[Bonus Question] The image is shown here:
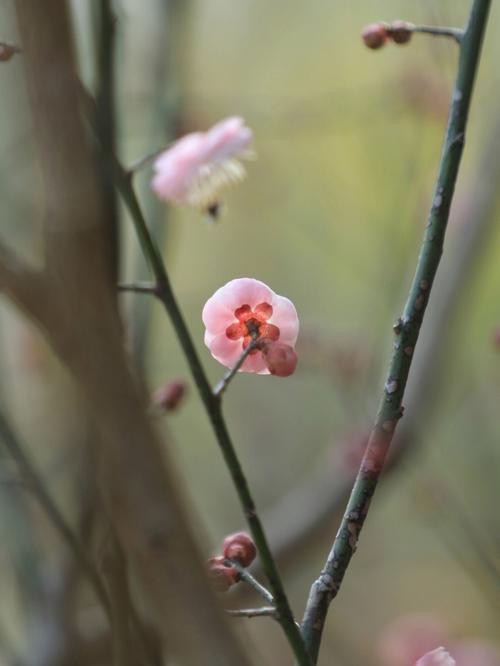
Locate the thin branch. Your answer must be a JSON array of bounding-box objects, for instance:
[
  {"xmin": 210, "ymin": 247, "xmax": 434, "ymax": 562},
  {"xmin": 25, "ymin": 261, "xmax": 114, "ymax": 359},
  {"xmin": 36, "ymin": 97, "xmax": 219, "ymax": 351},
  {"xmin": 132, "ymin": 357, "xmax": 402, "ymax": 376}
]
[
  {"xmin": 225, "ymin": 559, "xmax": 274, "ymax": 605},
  {"xmin": 411, "ymin": 24, "xmax": 463, "ymax": 43},
  {"xmin": 300, "ymin": 0, "xmax": 492, "ymax": 662},
  {"xmin": 126, "ymin": 0, "xmax": 186, "ymax": 370},
  {"xmin": 94, "ymin": 0, "xmax": 119, "ymax": 281},
  {"xmin": 226, "ymin": 606, "xmax": 277, "ymax": 619},
  {"xmin": 214, "ymin": 338, "xmax": 259, "ymax": 397},
  {"xmin": 251, "ymin": 92, "xmax": 500, "ymax": 581},
  {"xmin": 127, "ymin": 143, "xmax": 174, "ymax": 175},
  {"xmin": 0, "ymin": 407, "xmax": 112, "ymax": 619},
  {"xmin": 117, "ymin": 282, "xmax": 157, "ymax": 294},
  {"xmin": 101, "ymin": 117, "xmax": 312, "ymax": 666}
]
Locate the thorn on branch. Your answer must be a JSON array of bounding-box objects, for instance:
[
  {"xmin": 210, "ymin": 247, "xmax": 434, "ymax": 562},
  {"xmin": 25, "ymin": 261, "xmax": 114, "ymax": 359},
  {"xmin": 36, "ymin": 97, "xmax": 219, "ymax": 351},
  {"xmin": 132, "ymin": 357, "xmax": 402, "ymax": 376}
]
[{"xmin": 226, "ymin": 606, "xmax": 278, "ymax": 620}]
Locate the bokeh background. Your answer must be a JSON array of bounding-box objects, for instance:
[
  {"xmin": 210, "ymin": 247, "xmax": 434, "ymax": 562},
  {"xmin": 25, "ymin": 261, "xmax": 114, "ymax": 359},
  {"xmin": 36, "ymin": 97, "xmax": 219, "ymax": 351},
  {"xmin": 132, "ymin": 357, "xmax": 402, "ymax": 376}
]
[{"xmin": 1, "ymin": 0, "xmax": 499, "ymax": 664}]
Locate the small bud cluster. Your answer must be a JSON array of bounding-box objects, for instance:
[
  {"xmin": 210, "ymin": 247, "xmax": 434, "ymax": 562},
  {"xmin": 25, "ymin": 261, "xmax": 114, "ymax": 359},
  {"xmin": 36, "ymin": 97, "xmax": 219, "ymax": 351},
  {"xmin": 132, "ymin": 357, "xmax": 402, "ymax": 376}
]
[
  {"xmin": 361, "ymin": 21, "xmax": 413, "ymax": 50},
  {"xmin": 207, "ymin": 532, "xmax": 256, "ymax": 592}
]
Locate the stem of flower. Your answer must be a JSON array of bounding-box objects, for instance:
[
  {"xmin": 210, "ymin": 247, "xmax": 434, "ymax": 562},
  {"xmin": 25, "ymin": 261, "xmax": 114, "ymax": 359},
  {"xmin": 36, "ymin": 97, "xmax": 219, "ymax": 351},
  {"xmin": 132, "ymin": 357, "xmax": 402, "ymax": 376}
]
[
  {"xmin": 110, "ymin": 144, "xmax": 312, "ymax": 666},
  {"xmin": 225, "ymin": 559, "xmax": 275, "ymax": 604},
  {"xmin": 127, "ymin": 142, "xmax": 174, "ymax": 176},
  {"xmin": 411, "ymin": 24, "xmax": 464, "ymax": 43},
  {"xmin": 300, "ymin": 1, "xmax": 491, "ymax": 662},
  {"xmin": 400, "ymin": 23, "xmax": 464, "ymax": 44},
  {"xmin": 213, "ymin": 337, "xmax": 259, "ymax": 398}
]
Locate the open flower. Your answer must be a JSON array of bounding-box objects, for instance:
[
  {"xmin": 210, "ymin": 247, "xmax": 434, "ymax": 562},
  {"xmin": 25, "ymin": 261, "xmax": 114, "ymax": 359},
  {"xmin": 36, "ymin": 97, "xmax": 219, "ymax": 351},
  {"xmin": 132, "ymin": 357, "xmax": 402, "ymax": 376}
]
[
  {"xmin": 152, "ymin": 117, "xmax": 253, "ymax": 211},
  {"xmin": 202, "ymin": 278, "xmax": 299, "ymax": 374}
]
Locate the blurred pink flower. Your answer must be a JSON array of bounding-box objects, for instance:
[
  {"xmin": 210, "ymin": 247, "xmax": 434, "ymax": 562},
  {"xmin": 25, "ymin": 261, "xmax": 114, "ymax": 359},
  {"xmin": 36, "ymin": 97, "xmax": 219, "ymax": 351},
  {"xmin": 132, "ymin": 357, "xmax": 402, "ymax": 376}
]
[
  {"xmin": 378, "ymin": 613, "xmax": 450, "ymax": 666},
  {"xmin": 453, "ymin": 640, "xmax": 500, "ymax": 666},
  {"xmin": 416, "ymin": 648, "xmax": 456, "ymax": 666},
  {"xmin": 378, "ymin": 613, "xmax": 500, "ymax": 666},
  {"xmin": 152, "ymin": 117, "xmax": 253, "ymax": 210},
  {"xmin": 202, "ymin": 278, "xmax": 299, "ymax": 374}
]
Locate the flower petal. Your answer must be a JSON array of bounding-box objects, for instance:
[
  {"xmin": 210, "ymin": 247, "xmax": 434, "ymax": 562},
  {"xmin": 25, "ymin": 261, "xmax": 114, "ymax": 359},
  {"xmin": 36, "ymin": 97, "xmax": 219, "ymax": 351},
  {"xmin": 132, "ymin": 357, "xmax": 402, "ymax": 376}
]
[
  {"xmin": 202, "ymin": 278, "xmax": 274, "ymax": 335},
  {"xmin": 241, "ymin": 351, "xmax": 270, "ymax": 374},
  {"xmin": 204, "ymin": 117, "xmax": 253, "ymax": 163},
  {"xmin": 416, "ymin": 648, "xmax": 456, "ymax": 666},
  {"xmin": 202, "ymin": 293, "xmax": 237, "ymax": 335},
  {"xmin": 269, "ymin": 294, "xmax": 299, "ymax": 346},
  {"xmin": 206, "ymin": 332, "xmax": 244, "ymax": 369},
  {"xmin": 152, "ymin": 133, "xmax": 207, "ymax": 202}
]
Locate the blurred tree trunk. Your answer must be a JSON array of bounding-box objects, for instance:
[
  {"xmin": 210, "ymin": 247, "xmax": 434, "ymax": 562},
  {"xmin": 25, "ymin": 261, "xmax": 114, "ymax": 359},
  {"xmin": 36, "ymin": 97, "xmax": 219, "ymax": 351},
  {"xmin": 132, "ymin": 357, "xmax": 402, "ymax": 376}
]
[{"xmin": 0, "ymin": 1, "xmax": 254, "ymax": 663}]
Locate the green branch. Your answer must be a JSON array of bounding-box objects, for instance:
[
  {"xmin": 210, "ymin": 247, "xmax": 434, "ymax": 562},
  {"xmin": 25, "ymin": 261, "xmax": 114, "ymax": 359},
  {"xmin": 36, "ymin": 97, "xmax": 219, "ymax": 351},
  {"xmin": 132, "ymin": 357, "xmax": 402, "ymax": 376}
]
[
  {"xmin": 114, "ymin": 151, "xmax": 312, "ymax": 665},
  {"xmin": 300, "ymin": 0, "xmax": 491, "ymax": 662}
]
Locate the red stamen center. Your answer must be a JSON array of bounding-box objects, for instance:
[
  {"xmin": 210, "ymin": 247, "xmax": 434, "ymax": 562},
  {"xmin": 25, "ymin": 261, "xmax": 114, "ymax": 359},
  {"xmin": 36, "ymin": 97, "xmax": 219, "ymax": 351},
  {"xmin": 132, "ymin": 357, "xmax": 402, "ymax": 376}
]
[{"xmin": 225, "ymin": 302, "xmax": 280, "ymax": 353}]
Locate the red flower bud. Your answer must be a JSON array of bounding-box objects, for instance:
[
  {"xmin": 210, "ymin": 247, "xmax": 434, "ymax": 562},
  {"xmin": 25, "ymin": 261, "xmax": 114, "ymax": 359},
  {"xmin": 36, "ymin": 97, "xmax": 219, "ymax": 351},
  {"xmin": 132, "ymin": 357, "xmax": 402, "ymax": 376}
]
[
  {"xmin": 388, "ymin": 21, "xmax": 413, "ymax": 44},
  {"xmin": 361, "ymin": 23, "xmax": 388, "ymax": 50},
  {"xmin": 152, "ymin": 380, "xmax": 187, "ymax": 412},
  {"xmin": 0, "ymin": 42, "xmax": 20, "ymax": 62},
  {"xmin": 222, "ymin": 532, "xmax": 256, "ymax": 568},
  {"xmin": 207, "ymin": 556, "xmax": 239, "ymax": 591},
  {"xmin": 260, "ymin": 341, "xmax": 298, "ymax": 377}
]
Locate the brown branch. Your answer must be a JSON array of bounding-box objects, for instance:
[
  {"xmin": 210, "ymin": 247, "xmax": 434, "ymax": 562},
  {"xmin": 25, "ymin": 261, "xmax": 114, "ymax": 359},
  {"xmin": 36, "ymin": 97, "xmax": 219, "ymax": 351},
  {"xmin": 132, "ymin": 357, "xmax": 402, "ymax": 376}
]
[{"xmin": 12, "ymin": 1, "xmax": 253, "ymax": 663}]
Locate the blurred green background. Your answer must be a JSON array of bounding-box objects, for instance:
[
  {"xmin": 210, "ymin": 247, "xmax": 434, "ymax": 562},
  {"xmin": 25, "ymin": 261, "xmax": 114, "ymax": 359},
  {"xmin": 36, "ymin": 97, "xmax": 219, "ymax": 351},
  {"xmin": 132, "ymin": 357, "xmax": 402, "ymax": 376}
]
[{"xmin": 1, "ymin": 0, "xmax": 499, "ymax": 664}]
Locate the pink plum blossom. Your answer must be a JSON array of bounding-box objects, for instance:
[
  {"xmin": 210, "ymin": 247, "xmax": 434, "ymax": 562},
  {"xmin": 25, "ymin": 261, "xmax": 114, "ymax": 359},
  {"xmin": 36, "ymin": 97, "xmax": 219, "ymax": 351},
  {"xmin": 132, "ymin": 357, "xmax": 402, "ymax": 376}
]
[
  {"xmin": 453, "ymin": 640, "xmax": 500, "ymax": 666},
  {"xmin": 151, "ymin": 117, "xmax": 253, "ymax": 211},
  {"xmin": 378, "ymin": 613, "xmax": 450, "ymax": 666},
  {"xmin": 202, "ymin": 278, "xmax": 299, "ymax": 374},
  {"xmin": 416, "ymin": 648, "xmax": 456, "ymax": 666}
]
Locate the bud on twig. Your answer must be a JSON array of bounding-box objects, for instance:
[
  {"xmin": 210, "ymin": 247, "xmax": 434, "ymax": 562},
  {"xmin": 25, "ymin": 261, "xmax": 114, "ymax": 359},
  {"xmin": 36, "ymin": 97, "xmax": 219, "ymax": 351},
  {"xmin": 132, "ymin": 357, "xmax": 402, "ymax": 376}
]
[
  {"xmin": 222, "ymin": 532, "xmax": 257, "ymax": 568},
  {"xmin": 387, "ymin": 20, "xmax": 413, "ymax": 44},
  {"xmin": 260, "ymin": 340, "xmax": 298, "ymax": 377},
  {"xmin": 207, "ymin": 555, "xmax": 239, "ymax": 592},
  {"xmin": 152, "ymin": 379, "xmax": 187, "ymax": 412},
  {"xmin": 0, "ymin": 42, "xmax": 21, "ymax": 62},
  {"xmin": 361, "ymin": 23, "xmax": 388, "ymax": 49}
]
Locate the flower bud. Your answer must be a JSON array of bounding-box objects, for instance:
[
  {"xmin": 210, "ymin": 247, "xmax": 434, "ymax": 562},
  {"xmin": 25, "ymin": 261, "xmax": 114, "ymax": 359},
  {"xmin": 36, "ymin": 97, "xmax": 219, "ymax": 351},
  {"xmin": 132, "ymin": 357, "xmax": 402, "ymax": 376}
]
[
  {"xmin": 388, "ymin": 21, "xmax": 413, "ymax": 44},
  {"xmin": 260, "ymin": 341, "xmax": 298, "ymax": 377},
  {"xmin": 222, "ymin": 532, "xmax": 256, "ymax": 568},
  {"xmin": 0, "ymin": 42, "xmax": 20, "ymax": 62},
  {"xmin": 152, "ymin": 380, "xmax": 187, "ymax": 412},
  {"xmin": 207, "ymin": 556, "xmax": 239, "ymax": 591},
  {"xmin": 361, "ymin": 23, "xmax": 388, "ymax": 50}
]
